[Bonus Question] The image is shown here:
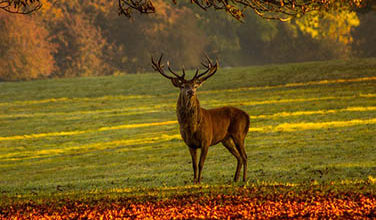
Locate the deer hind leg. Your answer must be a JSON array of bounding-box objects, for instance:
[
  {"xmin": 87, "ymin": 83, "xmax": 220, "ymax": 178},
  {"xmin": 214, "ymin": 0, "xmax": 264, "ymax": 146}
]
[
  {"xmin": 222, "ymin": 137, "xmax": 242, "ymax": 182},
  {"xmin": 232, "ymin": 135, "xmax": 248, "ymax": 182},
  {"xmin": 189, "ymin": 147, "xmax": 198, "ymax": 184}
]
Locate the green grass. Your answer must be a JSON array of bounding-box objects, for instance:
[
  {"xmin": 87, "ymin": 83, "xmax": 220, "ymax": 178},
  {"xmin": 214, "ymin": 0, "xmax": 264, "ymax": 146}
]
[{"xmin": 0, "ymin": 58, "xmax": 376, "ymax": 202}]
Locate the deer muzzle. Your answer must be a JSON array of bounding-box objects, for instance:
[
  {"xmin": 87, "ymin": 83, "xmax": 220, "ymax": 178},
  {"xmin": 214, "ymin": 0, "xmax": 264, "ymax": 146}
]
[{"xmin": 186, "ymin": 90, "xmax": 194, "ymax": 97}]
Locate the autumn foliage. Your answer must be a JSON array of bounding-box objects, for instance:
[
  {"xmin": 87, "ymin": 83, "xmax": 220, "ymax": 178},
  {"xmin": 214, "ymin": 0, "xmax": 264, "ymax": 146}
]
[
  {"xmin": 0, "ymin": 13, "xmax": 56, "ymax": 81},
  {"xmin": 0, "ymin": 0, "xmax": 375, "ymax": 81},
  {"xmin": 52, "ymin": 12, "xmax": 114, "ymax": 77},
  {"xmin": 1, "ymin": 186, "xmax": 376, "ymax": 219}
]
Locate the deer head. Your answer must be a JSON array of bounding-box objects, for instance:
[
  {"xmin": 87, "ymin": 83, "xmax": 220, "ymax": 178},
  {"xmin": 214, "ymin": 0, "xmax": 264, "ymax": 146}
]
[{"xmin": 151, "ymin": 54, "xmax": 218, "ymax": 98}]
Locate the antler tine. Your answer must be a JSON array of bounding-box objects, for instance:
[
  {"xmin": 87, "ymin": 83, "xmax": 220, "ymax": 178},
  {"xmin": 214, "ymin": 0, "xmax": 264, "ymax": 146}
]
[
  {"xmin": 151, "ymin": 54, "xmax": 174, "ymax": 80},
  {"xmin": 167, "ymin": 61, "xmax": 185, "ymax": 80},
  {"xmin": 199, "ymin": 59, "xmax": 218, "ymax": 81},
  {"xmin": 158, "ymin": 53, "xmax": 163, "ymax": 66},
  {"xmin": 181, "ymin": 66, "xmax": 186, "ymax": 79},
  {"xmin": 196, "ymin": 67, "xmax": 211, "ymax": 79},
  {"xmin": 205, "ymin": 53, "xmax": 214, "ymax": 66},
  {"xmin": 205, "ymin": 53, "xmax": 212, "ymax": 64},
  {"xmin": 193, "ymin": 56, "xmax": 218, "ymax": 81},
  {"xmin": 200, "ymin": 61, "xmax": 210, "ymax": 69},
  {"xmin": 192, "ymin": 67, "xmax": 200, "ymax": 79},
  {"xmin": 195, "ymin": 55, "xmax": 214, "ymax": 79},
  {"xmin": 151, "ymin": 55, "xmax": 160, "ymax": 70}
]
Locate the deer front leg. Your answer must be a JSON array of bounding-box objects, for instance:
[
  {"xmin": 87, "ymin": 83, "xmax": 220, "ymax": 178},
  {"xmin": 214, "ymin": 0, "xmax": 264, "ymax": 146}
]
[
  {"xmin": 189, "ymin": 147, "xmax": 198, "ymax": 183},
  {"xmin": 198, "ymin": 145, "xmax": 209, "ymax": 183}
]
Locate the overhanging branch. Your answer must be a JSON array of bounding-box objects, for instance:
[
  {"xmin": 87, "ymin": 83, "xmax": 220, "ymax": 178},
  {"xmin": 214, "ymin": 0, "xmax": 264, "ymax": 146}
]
[
  {"xmin": 0, "ymin": 0, "xmax": 42, "ymax": 14},
  {"xmin": 118, "ymin": 0, "xmax": 366, "ymax": 21}
]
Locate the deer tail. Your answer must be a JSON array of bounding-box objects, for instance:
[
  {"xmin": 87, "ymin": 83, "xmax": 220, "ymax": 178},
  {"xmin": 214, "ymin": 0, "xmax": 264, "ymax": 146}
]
[{"xmin": 244, "ymin": 112, "xmax": 250, "ymax": 135}]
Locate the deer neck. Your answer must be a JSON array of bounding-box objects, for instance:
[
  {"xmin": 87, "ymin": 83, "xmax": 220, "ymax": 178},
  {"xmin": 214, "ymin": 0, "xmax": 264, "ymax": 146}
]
[{"xmin": 176, "ymin": 93, "xmax": 201, "ymax": 132}]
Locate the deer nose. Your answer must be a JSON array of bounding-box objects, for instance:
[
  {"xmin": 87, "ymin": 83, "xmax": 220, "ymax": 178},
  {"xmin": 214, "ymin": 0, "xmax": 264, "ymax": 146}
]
[{"xmin": 187, "ymin": 90, "xmax": 194, "ymax": 96}]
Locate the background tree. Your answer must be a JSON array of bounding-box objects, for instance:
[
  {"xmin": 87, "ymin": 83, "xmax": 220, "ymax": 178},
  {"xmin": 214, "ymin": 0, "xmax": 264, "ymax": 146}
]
[
  {"xmin": 292, "ymin": 5, "xmax": 360, "ymax": 58},
  {"xmin": 0, "ymin": 12, "xmax": 56, "ymax": 81},
  {"xmin": 51, "ymin": 11, "xmax": 115, "ymax": 77},
  {"xmin": 37, "ymin": 0, "xmax": 118, "ymax": 77},
  {"xmin": 0, "ymin": 0, "xmax": 375, "ymax": 80}
]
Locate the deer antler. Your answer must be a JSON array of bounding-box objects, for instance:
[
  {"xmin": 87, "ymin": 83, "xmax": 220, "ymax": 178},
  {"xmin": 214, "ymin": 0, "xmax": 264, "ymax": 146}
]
[
  {"xmin": 192, "ymin": 54, "xmax": 218, "ymax": 82},
  {"xmin": 151, "ymin": 54, "xmax": 186, "ymax": 81}
]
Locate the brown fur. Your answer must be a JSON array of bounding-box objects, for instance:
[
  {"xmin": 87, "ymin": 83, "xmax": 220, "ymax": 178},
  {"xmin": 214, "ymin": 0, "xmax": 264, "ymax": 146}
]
[{"xmin": 177, "ymin": 91, "xmax": 250, "ymax": 183}]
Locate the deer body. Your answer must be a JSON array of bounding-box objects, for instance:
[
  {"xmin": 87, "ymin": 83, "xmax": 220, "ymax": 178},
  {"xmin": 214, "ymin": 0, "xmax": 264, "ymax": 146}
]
[
  {"xmin": 152, "ymin": 54, "xmax": 250, "ymax": 183},
  {"xmin": 177, "ymin": 94, "xmax": 249, "ymax": 148}
]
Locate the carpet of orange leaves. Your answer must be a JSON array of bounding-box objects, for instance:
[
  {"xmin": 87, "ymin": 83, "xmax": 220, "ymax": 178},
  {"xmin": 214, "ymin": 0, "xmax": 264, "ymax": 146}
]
[{"xmin": 1, "ymin": 187, "xmax": 376, "ymax": 219}]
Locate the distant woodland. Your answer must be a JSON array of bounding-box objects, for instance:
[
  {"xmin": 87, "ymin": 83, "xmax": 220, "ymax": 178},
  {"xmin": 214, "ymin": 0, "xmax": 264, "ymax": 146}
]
[{"xmin": 0, "ymin": 0, "xmax": 375, "ymax": 81}]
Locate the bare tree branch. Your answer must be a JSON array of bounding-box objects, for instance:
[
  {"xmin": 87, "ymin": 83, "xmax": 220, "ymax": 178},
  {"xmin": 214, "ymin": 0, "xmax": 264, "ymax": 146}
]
[
  {"xmin": 0, "ymin": 0, "xmax": 41, "ymax": 14},
  {"xmin": 118, "ymin": 0, "xmax": 367, "ymax": 21},
  {"xmin": 0, "ymin": 0, "xmax": 367, "ymax": 20}
]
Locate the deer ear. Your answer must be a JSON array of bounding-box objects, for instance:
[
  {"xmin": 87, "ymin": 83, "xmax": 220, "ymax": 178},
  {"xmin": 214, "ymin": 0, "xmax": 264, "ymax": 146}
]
[
  {"xmin": 171, "ymin": 78, "xmax": 182, "ymax": 88},
  {"xmin": 196, "ymin": 79, "xmax": 204, "ymax": 87}
]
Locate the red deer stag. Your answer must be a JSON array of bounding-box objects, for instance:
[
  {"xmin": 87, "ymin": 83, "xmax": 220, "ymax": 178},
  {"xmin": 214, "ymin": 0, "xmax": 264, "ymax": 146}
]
[{"xmin": 151, "ymin": 54, "xmax": 250, "ymax": 183}]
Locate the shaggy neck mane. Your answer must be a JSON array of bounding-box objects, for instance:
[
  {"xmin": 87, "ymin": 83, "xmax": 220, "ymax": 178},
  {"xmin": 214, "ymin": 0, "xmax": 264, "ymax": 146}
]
[{"xmin": 176, "ymin": 93, "xmax": 201, "ymax": 131}]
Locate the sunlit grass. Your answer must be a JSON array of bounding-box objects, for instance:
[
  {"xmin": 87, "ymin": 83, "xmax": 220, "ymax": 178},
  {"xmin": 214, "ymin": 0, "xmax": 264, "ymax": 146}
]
[
  {"xmin": 271, "ymin": 118, "xmax": 376, "ymax": 132},
  {"xmin": 0, "ymin": 134, "xmax": 181, "ymax": 162},
  {"xmin": 0, "ymin": 58, "xmax": 375, "ymax": 201},
  {"xmin": 2, "ymin": 93, "xmax": 375, "ymax": 122},
  {"xmin": 1, "ymin": 75, "xmax": 374, "ymax": 107},
  {"xmin": 1, "ymin": 112, "xmax": 375, "ymax": 141},
  {"xmin": 1, "ymin": 116, "xmax": 375, "ymax": 161},
  {"xmin": 250, "ymin": 106, "xmax": 376, "ymax": 119},
  {"xmin": 201, "ymin": 76, "xmax": 376, "ymax": 94},
  {"xmin": 0, "ymin": 95, "xmax": 154, "ymax": 107}
]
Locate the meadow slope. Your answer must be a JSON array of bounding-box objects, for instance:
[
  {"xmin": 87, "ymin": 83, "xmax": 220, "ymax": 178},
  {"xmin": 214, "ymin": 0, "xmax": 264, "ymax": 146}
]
[{"xmin": 0, "ymin": 58, "xmax": 376, "ymax": 207}]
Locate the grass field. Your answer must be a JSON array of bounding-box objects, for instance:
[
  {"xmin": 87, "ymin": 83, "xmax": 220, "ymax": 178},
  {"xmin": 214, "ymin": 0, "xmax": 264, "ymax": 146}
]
[{"xmin": 1, "ymin": 58, "xmax": 376, "ymax": 218}]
